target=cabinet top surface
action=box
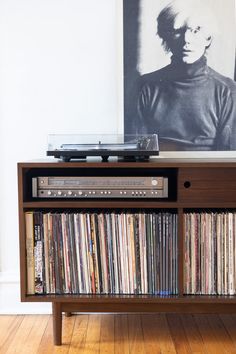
[18,154,236,168]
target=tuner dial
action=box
[78,191,83,195]
[58,191,62,196]
[47,191,52,195]
[152,179,158,186]
[68,191,72,196]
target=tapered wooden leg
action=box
[52,302,62,345]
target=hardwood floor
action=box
[1,314,236,353]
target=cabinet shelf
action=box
[18,160,236,345]
[23,202,236,209]
[24,294,236,303]
[22,201,179,209]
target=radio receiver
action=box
[32,176,168,199]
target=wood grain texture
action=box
[1,314,236,353]
[180,314,205,353]
[0,315,24,353]
[81,314,101,354]
[194,314,236,354]
[167,313,192,354]
[220,314,236,349]
[69,315,89,353]
[128,315,145,354]
[143,314,176,353]
[114,314,130,354]
[100,314,114,354]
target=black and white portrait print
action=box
[123,0,236,150]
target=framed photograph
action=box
[123,0,236,151]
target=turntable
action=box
[47,134,159,162]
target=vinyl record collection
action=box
[184,211,236,295]
[25,211,178,296]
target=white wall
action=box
[0,0,123,313]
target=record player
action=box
[47,134,159,162]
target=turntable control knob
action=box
[108,191,111,194]
[48,191,52,196]
[68,191,72,196]
[78,191,83,195]
[132,192,134,195]
[120,191,123,195]
[58,191,62,196]
[104,191,107,194]
[124,191,127,195]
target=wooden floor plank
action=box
[0,315,24,353]
[207,314,236,354]
[5,315,43,354]
[194,314,228,354]
[220,314,236,348]
[2,313,236,353]
[166,313,192,354]
[99,314,114,354]
[180,314,206,354]
[21,315,49,354]
[128,314,145,354]
[81,314,101,354]
[150,314,176,354]
[141,314,162,354]
[37,315,54,354]
[0,316,18,345]
[38,314,76,354]
[114,314,130,354]
[68,315,89,353]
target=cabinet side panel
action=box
[18,165,27,301]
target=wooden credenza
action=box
[18,158,236,345]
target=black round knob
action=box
[184,181,191,188]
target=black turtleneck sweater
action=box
[136,56,236,150]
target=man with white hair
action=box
[136,0,236,150]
